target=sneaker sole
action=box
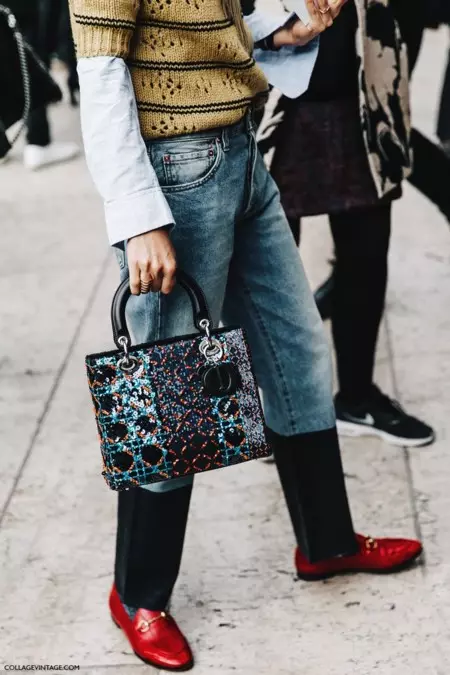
[297,547,423,581]
[111,616,194,671]
[336,419,435,448]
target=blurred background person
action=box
[258,0,435,448]
[3,0,79,170]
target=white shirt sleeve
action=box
[77,56,174,247]
[245,10,320,99]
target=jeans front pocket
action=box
[148,136,223,192]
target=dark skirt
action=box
[270,96,401,220]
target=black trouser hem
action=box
[269,427,358,564]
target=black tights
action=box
[289,203,392,403]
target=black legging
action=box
[289,203,391,404]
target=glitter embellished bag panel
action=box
[85,273,271,490]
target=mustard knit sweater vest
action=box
[70,0,269,138]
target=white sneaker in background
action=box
[23,142,80,170]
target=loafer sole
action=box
[296,547,423,581]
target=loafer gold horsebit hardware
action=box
[138,611,168,632]
[365,537,378,551]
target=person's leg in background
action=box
[22,9,51,147]
[23,0,79,170]
[330,204,391,404]
[328,204,434,446]
[222,141,422,577]
[27,109,51,149]
[56,0,79,105]
[437,48,450,155]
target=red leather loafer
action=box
[295,533,423,580]
[109,586,194,671]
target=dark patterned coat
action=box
[256,0,413,198]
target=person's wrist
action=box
[272,16,309,48]
[129,224,172,241]
[258,31,281,51]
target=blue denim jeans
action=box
[116,114,336,492]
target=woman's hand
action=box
[273,0,347,48]
[126,228,177,296]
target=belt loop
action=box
[221,126,229,152]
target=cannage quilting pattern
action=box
[86,328,270,490]
[225,331,267,450]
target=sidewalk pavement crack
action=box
[383,311,425,567]
[0,251,111,529]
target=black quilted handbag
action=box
[85,272,272,490]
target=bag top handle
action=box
[111,270,212,349]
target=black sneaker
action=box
[335,386,435,448]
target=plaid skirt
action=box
[270,96,401,220]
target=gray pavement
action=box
[1,28,450,675]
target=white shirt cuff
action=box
[105,187,174,246]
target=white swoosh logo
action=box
[344,413,375,426]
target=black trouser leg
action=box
[115,484,193,611]
[270,427,358,563]
[329,204,391,403]
[24,0,61,147]
[25,30,51,144]
[27,108,51,147]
